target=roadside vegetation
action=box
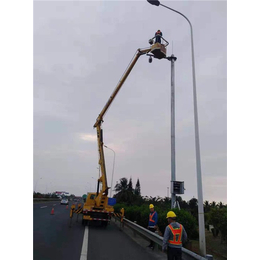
[113,177,227,258]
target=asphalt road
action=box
[34,201,84,260]
[87,224,159,260]
[33,201,160,260]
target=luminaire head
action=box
[147,0,160,6]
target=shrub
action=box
[113,203,198,240]
[208,207,227,242]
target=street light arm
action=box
[147,0,193,28]
[159,3,193,30]
[104,145,115,155]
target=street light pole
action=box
[147,0,206,256]
[169,54,177,209]
[104,145,116,197]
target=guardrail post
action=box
[133,221,137,237]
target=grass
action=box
[188,229,227,260]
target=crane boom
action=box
[71,40,168,227]
[93,47,151,207]
[94,47,151,128]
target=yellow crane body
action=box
[81,42,168,226]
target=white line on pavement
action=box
[40,206,47,209]
[80,226,89,260]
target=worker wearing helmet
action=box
[155,30,163,43]
[147,204,158,249]
[162,211,187,260]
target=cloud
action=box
[78,133,96,142]
[34,97,76,121]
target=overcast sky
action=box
[33,0,227,203]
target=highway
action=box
[33,201,164,260]
[34,201,84,259]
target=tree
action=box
[189,198,198,209]
[188,198,198,219]
[178,197,189,210]
[134,178,141,196]
[204,200,211,213]
[210,201,217,208]
[208,207,227,243]
[114,177,134,205]
[217,201,225,208]
[114,178,128,193]
[127,177,133,192]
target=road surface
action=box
[33,201,162,260]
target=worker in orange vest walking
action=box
[162,211,187,260]
[147,204,158,249]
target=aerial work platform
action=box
[151,42,167,59]
[148,35,169,60]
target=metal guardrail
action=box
[113,214,211,260]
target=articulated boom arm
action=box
[93,47,151,207]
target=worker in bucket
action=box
[147,204,158,249]
[162,211,187,260]
[155,29,162,43]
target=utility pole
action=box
[168,54,177,209]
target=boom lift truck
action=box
[80,37,169,227]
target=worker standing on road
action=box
[155,30,163,43]
[147,204,158,249]
[162,211,187,260]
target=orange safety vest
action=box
[149,212,156,223]
[168,224,183,245]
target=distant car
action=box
[60,198,69,205]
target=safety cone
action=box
[50,208,54,215]
[66,205,68,209]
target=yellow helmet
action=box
[149,204,154,209]
[166,211,177,218]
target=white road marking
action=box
[80,226,89,260]
[40,206,47,209]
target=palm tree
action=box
[217,201,224,208]
[210,201,216,208]
[114,178,128,193]
[204,200,211,213]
